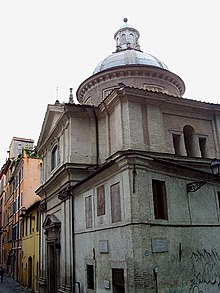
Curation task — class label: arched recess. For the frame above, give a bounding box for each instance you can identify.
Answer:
[183,125,197,157]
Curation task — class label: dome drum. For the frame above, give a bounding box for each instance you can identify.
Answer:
[77,66,185,105]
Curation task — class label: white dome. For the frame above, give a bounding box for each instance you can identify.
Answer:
[93,50,168,74]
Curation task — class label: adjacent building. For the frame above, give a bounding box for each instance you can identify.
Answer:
[36,19,220,293]
[21,200,40,292]
[1,137,41,292]
[0,159,10,267]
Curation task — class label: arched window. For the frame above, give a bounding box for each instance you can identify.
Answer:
[129,33,134,45]
[51,145,58,170]
[116,37,119,46]
[183,125,196,157]
[121,34,126,45]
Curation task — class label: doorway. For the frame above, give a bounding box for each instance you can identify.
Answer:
[28,256,32,289]
[48,243,56,293]
[112,268,125,293]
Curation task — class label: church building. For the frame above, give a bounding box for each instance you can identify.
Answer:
[36,18,220,293]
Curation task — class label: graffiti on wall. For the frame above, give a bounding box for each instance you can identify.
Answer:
[190,250,220,292]
[164,250,220,293]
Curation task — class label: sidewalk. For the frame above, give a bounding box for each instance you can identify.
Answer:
[0,274,30,292]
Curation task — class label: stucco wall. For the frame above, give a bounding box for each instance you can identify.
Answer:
[73,159,220,293]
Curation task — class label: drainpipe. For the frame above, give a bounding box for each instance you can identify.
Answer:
[17,170,21,283]
[92,106,99,169]
[71,190,76,293]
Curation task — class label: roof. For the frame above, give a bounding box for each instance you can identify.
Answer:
[93,50,168,74]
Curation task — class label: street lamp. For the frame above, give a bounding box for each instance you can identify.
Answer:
[187,158,220,193]
[210,158,220,176]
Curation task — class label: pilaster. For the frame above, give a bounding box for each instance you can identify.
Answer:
[58,188,73,292]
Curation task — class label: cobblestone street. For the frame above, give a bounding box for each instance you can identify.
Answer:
[0,275,30,293]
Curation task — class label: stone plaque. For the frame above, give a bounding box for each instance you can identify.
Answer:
[151,238,169,253]
[99,240,109,253]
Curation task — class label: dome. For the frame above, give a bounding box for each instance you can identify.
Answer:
[93,50,168,74]
[76,18,185,105]
[93,18,168,74]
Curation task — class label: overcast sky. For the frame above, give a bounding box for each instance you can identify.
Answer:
[1,0,220,167]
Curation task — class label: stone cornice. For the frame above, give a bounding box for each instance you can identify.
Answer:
[97,86,220,117]
[35,162,96,196]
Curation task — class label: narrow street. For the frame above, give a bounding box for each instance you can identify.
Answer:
[0,275,30,293]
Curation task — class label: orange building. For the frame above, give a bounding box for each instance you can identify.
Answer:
[2,137,42,289]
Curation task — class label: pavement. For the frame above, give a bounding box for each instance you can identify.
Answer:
[0,274,30,292]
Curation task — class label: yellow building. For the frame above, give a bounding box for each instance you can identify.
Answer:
[21,201,40,292]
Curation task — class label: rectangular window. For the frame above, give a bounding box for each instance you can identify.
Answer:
[22,219,25,237]
[85,196,93,228]
[29,214,32,234]
[13,201,16,214]
[20,220,23,238]
[25,218,28,236]
[12,225,16,241]
[217,192,220,210]
[87,264,94,290]
[97,185,105,216]
[51,145,58,170]
[199,137,207,158]
[18,195,20,210]
[20,192,23,207]
[36,209,40,232]
[110,183,121,223]
[172,134,181,155]
[40,163,43,185]
[152,179,168,220]
[16,222,19,239]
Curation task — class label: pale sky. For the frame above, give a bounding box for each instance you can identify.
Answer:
[1,0,220,167]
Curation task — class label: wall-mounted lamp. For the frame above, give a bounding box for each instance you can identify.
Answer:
[19,207,27,218]
[210,158,220,175]
[153,267,158,275]
[187,158,220,193]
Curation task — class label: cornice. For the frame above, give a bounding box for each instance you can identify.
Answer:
[98,86,220,115]
[35,162,96,195]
